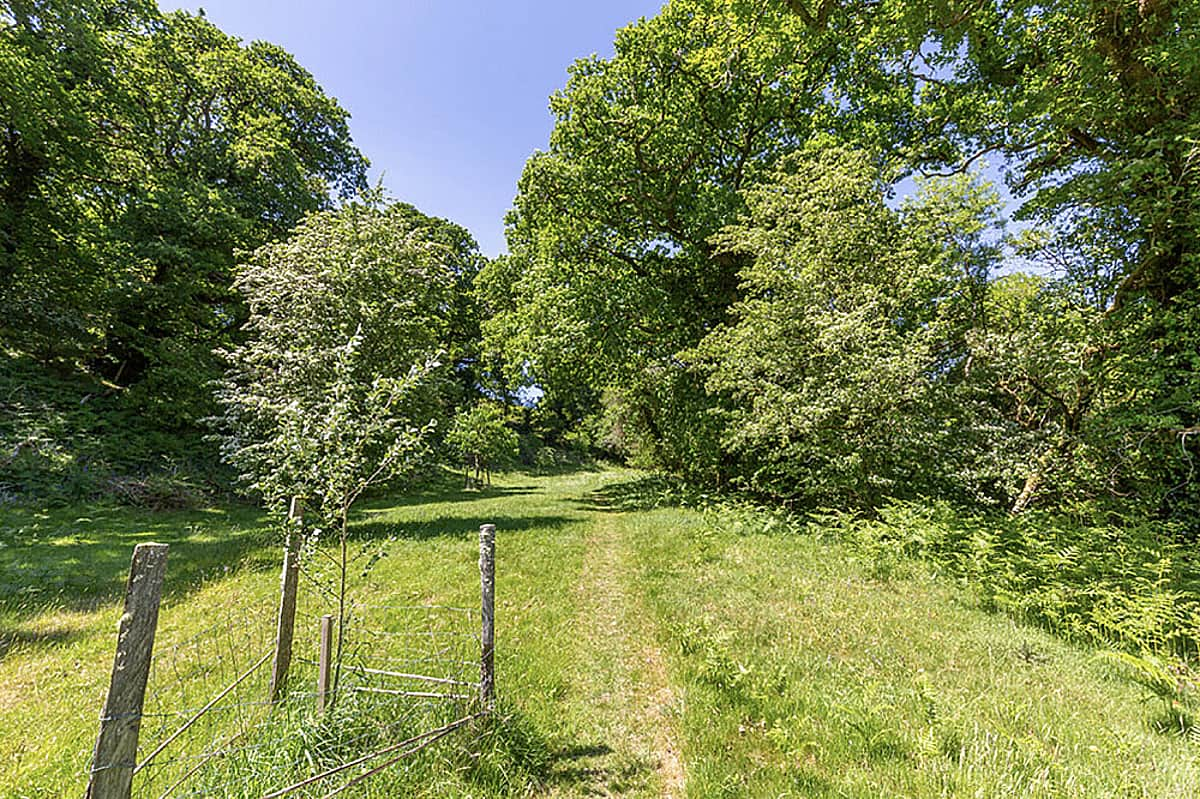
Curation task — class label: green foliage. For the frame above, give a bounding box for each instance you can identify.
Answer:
[0,0,368,454]
[815,500,1200,662]
[618,470,1200,729]
[0,352,224,505]
[170,693,549,798]
[213,198,477,701]
[7,470,1200,795]
[896,0,1200,309]
[1097,650,1199,736]
[102,9,369,426]
[620,477,1200,795]
[485,0,1200,523]
[479,0,878,472]
[213,200,454,522]
[696,147,1003,506]
[445,403,518,486]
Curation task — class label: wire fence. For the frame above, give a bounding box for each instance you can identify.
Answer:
[86,523,495,799]
[129,601,281,799]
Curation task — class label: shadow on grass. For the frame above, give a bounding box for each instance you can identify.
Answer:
[362,464,567,509]
[542,742,656,795]
[0,624,88,658]
[363,467,538,508]
[461,707,654,796]
[0,502,275,625]
[579,473,699,513]
[520,459,604,477]
[358,484,544,514]
[349,512,577,543]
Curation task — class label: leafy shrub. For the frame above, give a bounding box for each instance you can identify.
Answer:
[445,404,519,487]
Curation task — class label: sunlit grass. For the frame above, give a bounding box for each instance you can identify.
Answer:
[2,468,1199,797]
[621,500,1200,798]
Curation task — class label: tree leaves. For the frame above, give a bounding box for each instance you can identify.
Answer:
[212,201,459,520]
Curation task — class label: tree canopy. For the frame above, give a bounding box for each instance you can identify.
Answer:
[482,0,1200,519]
[2,0,1196,523]
[0,0,367,424]
[213,199,461,517]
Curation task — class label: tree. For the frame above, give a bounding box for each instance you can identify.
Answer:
[104,10,368,426]
[696,146,1004,507]
[445,404,518,489]
[478,0,917,480]
[880,0,1200,515]
[213,199,459,696]
[0,0,368,428]
[0,0,157,360]
[487,0,1199,518]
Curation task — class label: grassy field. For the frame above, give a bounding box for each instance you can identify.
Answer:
[2,467,1198,797]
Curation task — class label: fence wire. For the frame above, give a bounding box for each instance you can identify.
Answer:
[87,564,484,798]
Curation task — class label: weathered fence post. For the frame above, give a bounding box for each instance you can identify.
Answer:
[317,614,334,714]
[269,497,303,703]
[86,543,169,799]
[479,523,496,709]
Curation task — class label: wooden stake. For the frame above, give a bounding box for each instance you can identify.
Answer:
[269,497,303,703]
[317,614,334,714]
[87,543,169,799]
[479,523,496,708]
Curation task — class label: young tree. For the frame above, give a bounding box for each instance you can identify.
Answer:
[445,404,518,489]
[213,199,457,697]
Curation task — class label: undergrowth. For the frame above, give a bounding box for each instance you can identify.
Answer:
[825,501,1200,736]
[0,353,227,507]
[606,473,1200,738]
[167,696,550,798]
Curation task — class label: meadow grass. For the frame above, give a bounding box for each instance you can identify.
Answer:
[1,467,1198,797]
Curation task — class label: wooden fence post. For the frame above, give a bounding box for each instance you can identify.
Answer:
[269,497,303,703]
[479,523,496,709]
[86,543,169,799]
[317,614,334,714]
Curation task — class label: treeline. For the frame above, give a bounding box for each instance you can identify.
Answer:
[481,0,1200,525]
[4,0,1198,525]
[0,1,536,502]
[0,0,368,497]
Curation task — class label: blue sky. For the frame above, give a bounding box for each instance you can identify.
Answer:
[159,0,666,257]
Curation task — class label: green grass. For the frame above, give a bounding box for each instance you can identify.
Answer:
[2,468,1199,797]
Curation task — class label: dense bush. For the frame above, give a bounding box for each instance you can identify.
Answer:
[696,148,1003,507]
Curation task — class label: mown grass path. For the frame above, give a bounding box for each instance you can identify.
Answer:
[552,508,684,797]
[3,468,1200,797]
